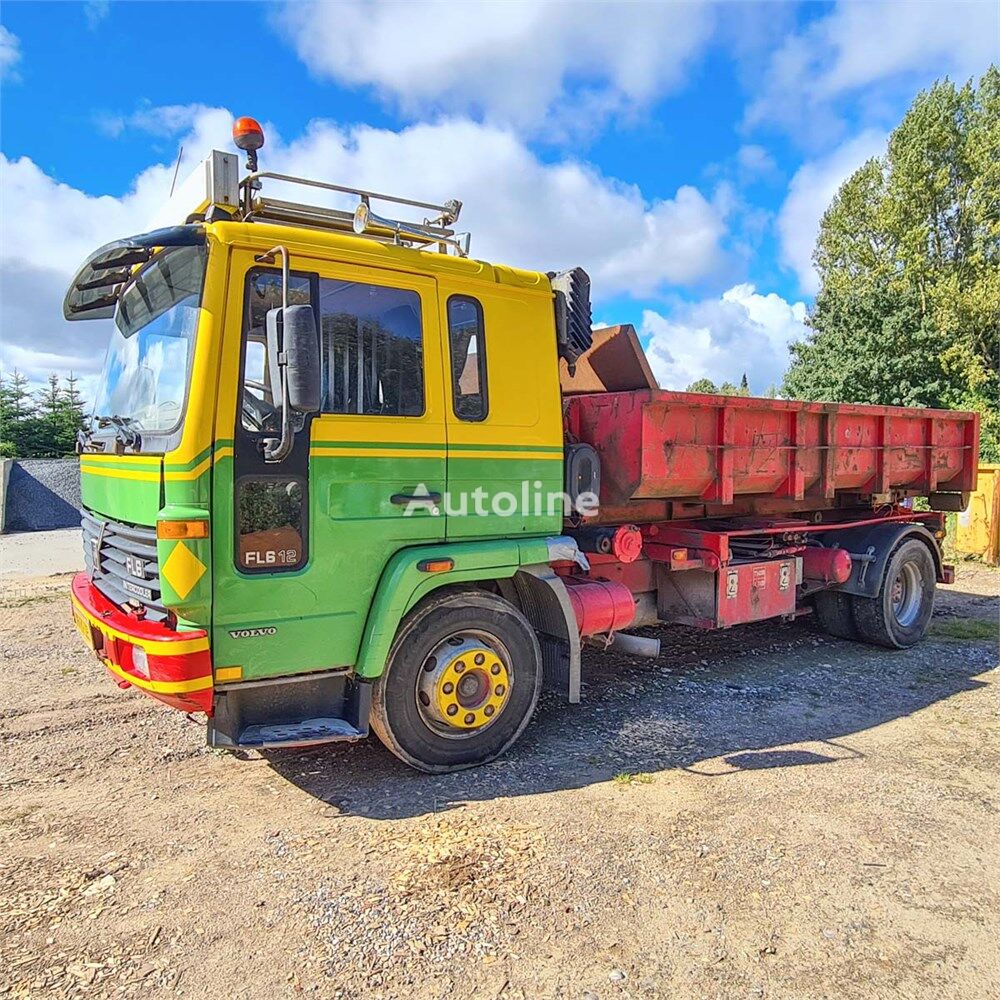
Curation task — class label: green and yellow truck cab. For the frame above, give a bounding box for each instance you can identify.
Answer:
[67,118,591,771]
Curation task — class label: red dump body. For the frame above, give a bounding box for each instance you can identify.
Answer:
[564,390,979,524]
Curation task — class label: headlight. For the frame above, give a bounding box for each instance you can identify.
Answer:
[131,646,149,679]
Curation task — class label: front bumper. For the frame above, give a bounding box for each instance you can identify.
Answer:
[70,572,213,714]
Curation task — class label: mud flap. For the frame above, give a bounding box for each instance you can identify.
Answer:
[507,565,581,703]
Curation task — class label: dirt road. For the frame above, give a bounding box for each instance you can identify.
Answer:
[2,565,997,1000]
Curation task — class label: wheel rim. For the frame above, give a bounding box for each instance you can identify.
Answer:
[890,561,923,627]
[415,630,513,740]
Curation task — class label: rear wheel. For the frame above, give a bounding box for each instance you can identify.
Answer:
[813,590,858,640]
[371,590,542,772]
[851,539,936,649]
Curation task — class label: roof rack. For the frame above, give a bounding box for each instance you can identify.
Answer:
[238,171,471,256]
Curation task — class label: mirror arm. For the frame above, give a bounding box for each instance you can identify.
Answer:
[259,245,295,463]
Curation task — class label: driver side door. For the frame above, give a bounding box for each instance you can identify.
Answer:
[211,249,447,683]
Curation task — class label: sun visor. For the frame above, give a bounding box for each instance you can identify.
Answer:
[63,224,205,321]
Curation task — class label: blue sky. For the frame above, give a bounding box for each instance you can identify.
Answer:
[1,0,996,397]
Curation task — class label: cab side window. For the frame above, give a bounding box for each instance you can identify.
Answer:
[319,278,424,416]
[447,295,487,422]
[236,267,316,574]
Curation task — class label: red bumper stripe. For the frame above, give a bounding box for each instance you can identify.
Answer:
[70,572,213,714]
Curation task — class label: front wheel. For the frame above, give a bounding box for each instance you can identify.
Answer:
[851,538,937,649]
[371,589,542,772]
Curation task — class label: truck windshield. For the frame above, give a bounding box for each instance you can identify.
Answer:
[91,244,208,436]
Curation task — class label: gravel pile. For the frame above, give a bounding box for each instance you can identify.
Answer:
[5,459,81,533]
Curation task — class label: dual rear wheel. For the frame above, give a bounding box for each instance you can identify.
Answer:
[814,538,937,648]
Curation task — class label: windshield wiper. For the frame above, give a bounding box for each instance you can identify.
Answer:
[92,414,141,451]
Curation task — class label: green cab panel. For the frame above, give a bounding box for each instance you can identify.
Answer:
[211,448,447,681]
[354,535,551,679]
[80,458,162,526]
[445,450,564,539]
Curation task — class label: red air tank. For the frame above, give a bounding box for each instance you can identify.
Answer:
[563,578,636,636]
[801,546,853,585]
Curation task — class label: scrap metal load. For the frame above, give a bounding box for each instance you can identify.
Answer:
[564,388,978,524]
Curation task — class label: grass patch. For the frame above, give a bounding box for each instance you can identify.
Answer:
[928,618,998,641]
[613,771,654,787]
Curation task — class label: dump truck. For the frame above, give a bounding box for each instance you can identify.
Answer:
[65,118,980,772]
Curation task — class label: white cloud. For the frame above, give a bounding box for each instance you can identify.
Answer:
[641,283,808,392]
[736,144,777,180]
[84,1,110,30]
[1,105,729,393]
[0,106,237,391]
[0,25,21,82]
[745,0,998,141]
[776,129,887,294]
[275,0,714,134]
[238,117,728,292]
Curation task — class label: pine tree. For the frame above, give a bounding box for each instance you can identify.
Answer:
[0,369,88,457]
[0,370,33,456]
[64,372,86,421]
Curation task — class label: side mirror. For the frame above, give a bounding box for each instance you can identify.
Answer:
[282,305,320,413]
[262,304,320,462]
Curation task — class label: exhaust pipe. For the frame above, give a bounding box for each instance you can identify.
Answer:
[604,631,661,658]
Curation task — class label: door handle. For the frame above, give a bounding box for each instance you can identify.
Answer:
[391,491,442,511]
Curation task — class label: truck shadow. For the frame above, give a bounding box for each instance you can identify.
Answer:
[261,599,997,820]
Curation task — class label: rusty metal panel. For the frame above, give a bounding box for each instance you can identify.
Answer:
[655,557,796,628]
[559,324,658,394]
[563,390,979,519]
[716,559,796,627]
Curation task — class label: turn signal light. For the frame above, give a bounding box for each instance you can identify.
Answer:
[418,558,454,573]
[157,519,209,540]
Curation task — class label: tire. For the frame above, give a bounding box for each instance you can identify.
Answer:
[851,538,936,649]
[371,589,543,773]
[813,590,859,640]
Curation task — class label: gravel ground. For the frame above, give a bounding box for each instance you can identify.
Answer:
[1,564,997,1000]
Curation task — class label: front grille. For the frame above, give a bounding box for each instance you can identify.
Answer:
[82,512,168,622]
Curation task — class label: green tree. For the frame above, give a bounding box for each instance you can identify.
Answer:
[0,370,33,456]
[64,372,86,423]
[786,286,954,407]
[685,378,718,394]
[685,377,752,396]
[784,67,1000,459]
[0,370,87,457]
